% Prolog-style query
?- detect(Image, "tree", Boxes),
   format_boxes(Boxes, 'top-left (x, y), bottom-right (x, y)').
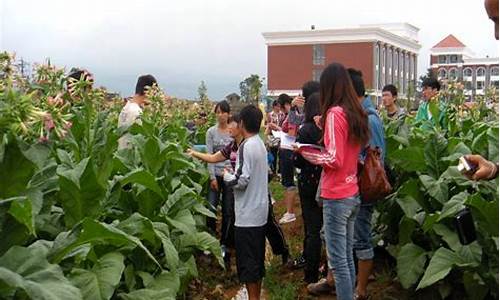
top-left (418, 68), bottom-right (436, 88)
top-left (198, 81), bottom-right (209, 102)
top-left (239, 74), bottom-right (263, 104)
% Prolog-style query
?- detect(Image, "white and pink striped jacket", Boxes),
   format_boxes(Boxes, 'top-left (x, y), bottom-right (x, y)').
top-left (298, 106), bottom-right (361, 200)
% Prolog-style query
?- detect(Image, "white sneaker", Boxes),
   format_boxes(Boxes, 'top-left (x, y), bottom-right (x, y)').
top-left (279, 212), bottom-right (296, 224)
top-left (271, 197), bottom-right (276, 205)
top-left (232, 286), bottom-right (249, 300)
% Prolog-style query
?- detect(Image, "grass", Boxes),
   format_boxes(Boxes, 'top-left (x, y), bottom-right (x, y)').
top-left (263, 261), bottom-right (299, 300)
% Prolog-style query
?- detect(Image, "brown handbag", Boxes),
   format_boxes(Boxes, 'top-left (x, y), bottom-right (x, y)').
top-left (358, 146), bottom-right (392, 203)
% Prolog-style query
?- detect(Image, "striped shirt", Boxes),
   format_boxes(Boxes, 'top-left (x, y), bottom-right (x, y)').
top-left (298, 106), bottom-right (361, 200)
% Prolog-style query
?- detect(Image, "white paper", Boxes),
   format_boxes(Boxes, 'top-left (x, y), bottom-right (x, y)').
top-left (294, 142), bottom-right (324, 150)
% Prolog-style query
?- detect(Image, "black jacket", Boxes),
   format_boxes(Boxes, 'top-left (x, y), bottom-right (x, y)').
top-left (294, 122), bottom-right (322, 185)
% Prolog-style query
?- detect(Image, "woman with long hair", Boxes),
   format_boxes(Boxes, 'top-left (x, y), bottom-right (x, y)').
top-left (297, 63), bottom-right (370, 300)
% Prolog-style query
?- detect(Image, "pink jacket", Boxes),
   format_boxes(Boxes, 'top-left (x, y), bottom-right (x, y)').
top-left (298, 106), bottom-right (361, 200)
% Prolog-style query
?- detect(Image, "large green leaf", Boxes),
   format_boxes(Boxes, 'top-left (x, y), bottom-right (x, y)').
top-left (463, 271), bottom-right (488, 300)
top-left (179, 232), bottom-right (223, 267)
top-left (417, 247), bottom-right (474, 290)
top-left (0, 140), bottom-right (36, 198)
top-left (465, 194), bottom-right (499, 236)
top-left (396, 196), bottom-right (421, 220)
top-left (57, 158), bottom-right (106, 227)
top-left (152, 222), bottom-right (179, 270)
top-left (487, 127), bottom-right (499, 162)
top-left (69, 252), bottom-right (125, 300)
top-left (424, 134), bottom-right (447, 179)
top-left (51, 218), bottom-right (161, 268)
top-left (419, 175), bottom-right (448, 204)
top-left (397, 243), bottom-right (427, 289)
top-left (0, 244), bottom-right (82, 300)
top-left (433, 224), bottom-right (482, 266)
top-left (161, 184), bottom-right (197, 217)
top-left (437, 191), bottom-right (468, 221)
top-left (116, 213), bottom-right (159, 247)
top-left (391, 146), bottom-right (426, 173)
top-left (119, 169), bottom-right (164, 198)
top-left (8, 196), bottom-right (35, 236)
top-left (165, 209), bottom-right (196, 235)
top-left (398, 217), bottom-right (417, 245)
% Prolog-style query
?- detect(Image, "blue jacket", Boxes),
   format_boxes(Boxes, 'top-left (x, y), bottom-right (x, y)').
top-left (361, 96), bottom-right (386, 163)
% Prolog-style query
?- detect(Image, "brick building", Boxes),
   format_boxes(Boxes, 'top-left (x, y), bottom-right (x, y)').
top-left (430, 34), bottom-right (499, 99)
top-left (262, 23), bottom-right (421, 97)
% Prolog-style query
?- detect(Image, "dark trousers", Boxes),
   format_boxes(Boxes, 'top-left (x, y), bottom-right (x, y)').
top-left (269, 146), bottom-right (279, 174)
top-left (265, 197), bottom-right (289, 256)
top-left (207, 176), bottom-right (235, 248)
top-left (298, 178), bottom-right (323, 283)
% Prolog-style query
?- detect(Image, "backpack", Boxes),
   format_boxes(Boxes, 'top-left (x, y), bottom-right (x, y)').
top-left (358, 146), bottom-right (392, 203)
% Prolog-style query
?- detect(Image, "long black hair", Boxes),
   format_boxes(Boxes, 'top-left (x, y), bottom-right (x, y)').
top-left (319, 63), bottom-right (370, 145)
top-left (304, 92), bottom-right (321, 123)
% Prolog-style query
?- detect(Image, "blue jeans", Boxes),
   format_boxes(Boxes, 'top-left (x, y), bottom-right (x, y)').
top-left (353, 203), bottom-right (374, 260)
top-left (323, 196), bottom-right (360, 300)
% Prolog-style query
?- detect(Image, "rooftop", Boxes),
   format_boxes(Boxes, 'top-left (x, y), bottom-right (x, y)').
top-left (432, 34), bottom-right (466, 49)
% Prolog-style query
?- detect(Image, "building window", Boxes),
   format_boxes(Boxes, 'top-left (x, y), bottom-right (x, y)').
top-left (477, 81), bottom-right (485, 90)
top-left (450, 55), bottom-right (458, 63)
top-left (463, 68), bottom-right (473, 77)
top-left (465, 81), bottom-right (473, 90)
top-left (313, 45), bottom-right (325, 65)
top-left (438, 68), bottom-right (447, 79)
top-left (476, 67), bottom-right (486, 77)
top-left (438, 55), bottom-right (447, 64)
top-left (312, 69), bottom-right (323, 82)
top-left (491, 67), bottom-right (499, 76)
top-left (449, 68), bottom-right (458, 80)
top-left (492, 80), bottom-right (499, 89)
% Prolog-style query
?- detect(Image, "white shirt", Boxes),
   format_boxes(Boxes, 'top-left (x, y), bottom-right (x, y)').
top-left (118, 101), bottom-right (142, 149)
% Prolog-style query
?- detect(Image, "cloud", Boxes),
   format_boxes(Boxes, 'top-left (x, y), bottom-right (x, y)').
top-left (2, 0), bottom-right (498, 99)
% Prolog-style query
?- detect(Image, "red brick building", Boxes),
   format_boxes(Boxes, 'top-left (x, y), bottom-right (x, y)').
top-left (262, 23), bottom-right (421, 97)
top-left (430, 34), bottom-right (499, 99)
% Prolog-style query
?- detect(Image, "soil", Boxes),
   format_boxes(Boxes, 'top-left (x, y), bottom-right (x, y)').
top-left (184, 181), bottom-right (408, 300)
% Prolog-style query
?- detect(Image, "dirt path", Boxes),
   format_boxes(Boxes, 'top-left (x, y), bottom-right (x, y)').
top-left (187, 180), bottom-right (406, 299)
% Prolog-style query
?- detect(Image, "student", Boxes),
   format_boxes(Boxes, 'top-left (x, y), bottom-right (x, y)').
top-left (382, 84), bottom-right (406, 120)
top-left (268, 93), bottom-right (298, 224)
top-left (415, 78), bottom-right (445, 128)
top-left (224, 105), bottom-right (269, 300)
top-left (66, 68), bottom-right (94, 98)
top-left (117, 74), bottom-right (157, 149)
top-left (298, 63), bottom-right (370, 300)
top-left (188, 115), bottom-right (290, 267)
top-left (293, 92), bottom-right (323, 283)
top-left (266, 100), bottom-right (285, 174)
top-left (348, 69), bottom-right (386, 300)
top-left (205, 100), bottom-right (234, 251)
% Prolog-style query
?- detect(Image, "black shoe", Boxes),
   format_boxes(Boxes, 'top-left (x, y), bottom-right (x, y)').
top-left (291, 254), bottom-right (306, 269)
top-left (281, 250), bottom-right (290, 266)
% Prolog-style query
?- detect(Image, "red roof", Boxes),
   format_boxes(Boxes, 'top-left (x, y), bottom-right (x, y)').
top-left (432, 34), bottom-right (466, 49)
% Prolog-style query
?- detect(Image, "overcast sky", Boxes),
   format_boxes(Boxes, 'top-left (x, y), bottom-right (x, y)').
top-left (1, 0), bottom-right (498, 99)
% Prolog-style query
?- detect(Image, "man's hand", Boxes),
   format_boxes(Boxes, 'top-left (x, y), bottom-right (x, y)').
top-left (464, 154), bottom-right (498, 180)
top-left (210, 179), bottom-right (219, 192)
top-left (292, 96), bottom-right (305, 108)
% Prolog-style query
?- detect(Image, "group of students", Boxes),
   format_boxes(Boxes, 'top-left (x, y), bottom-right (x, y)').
top-left (188, 61), bottom-right (407, 300)
top-left (113, 62), bottom-right (496, 300)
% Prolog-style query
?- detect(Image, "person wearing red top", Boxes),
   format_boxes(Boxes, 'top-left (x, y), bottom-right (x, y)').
top-left (297, 63), bottom-right (370, 300)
